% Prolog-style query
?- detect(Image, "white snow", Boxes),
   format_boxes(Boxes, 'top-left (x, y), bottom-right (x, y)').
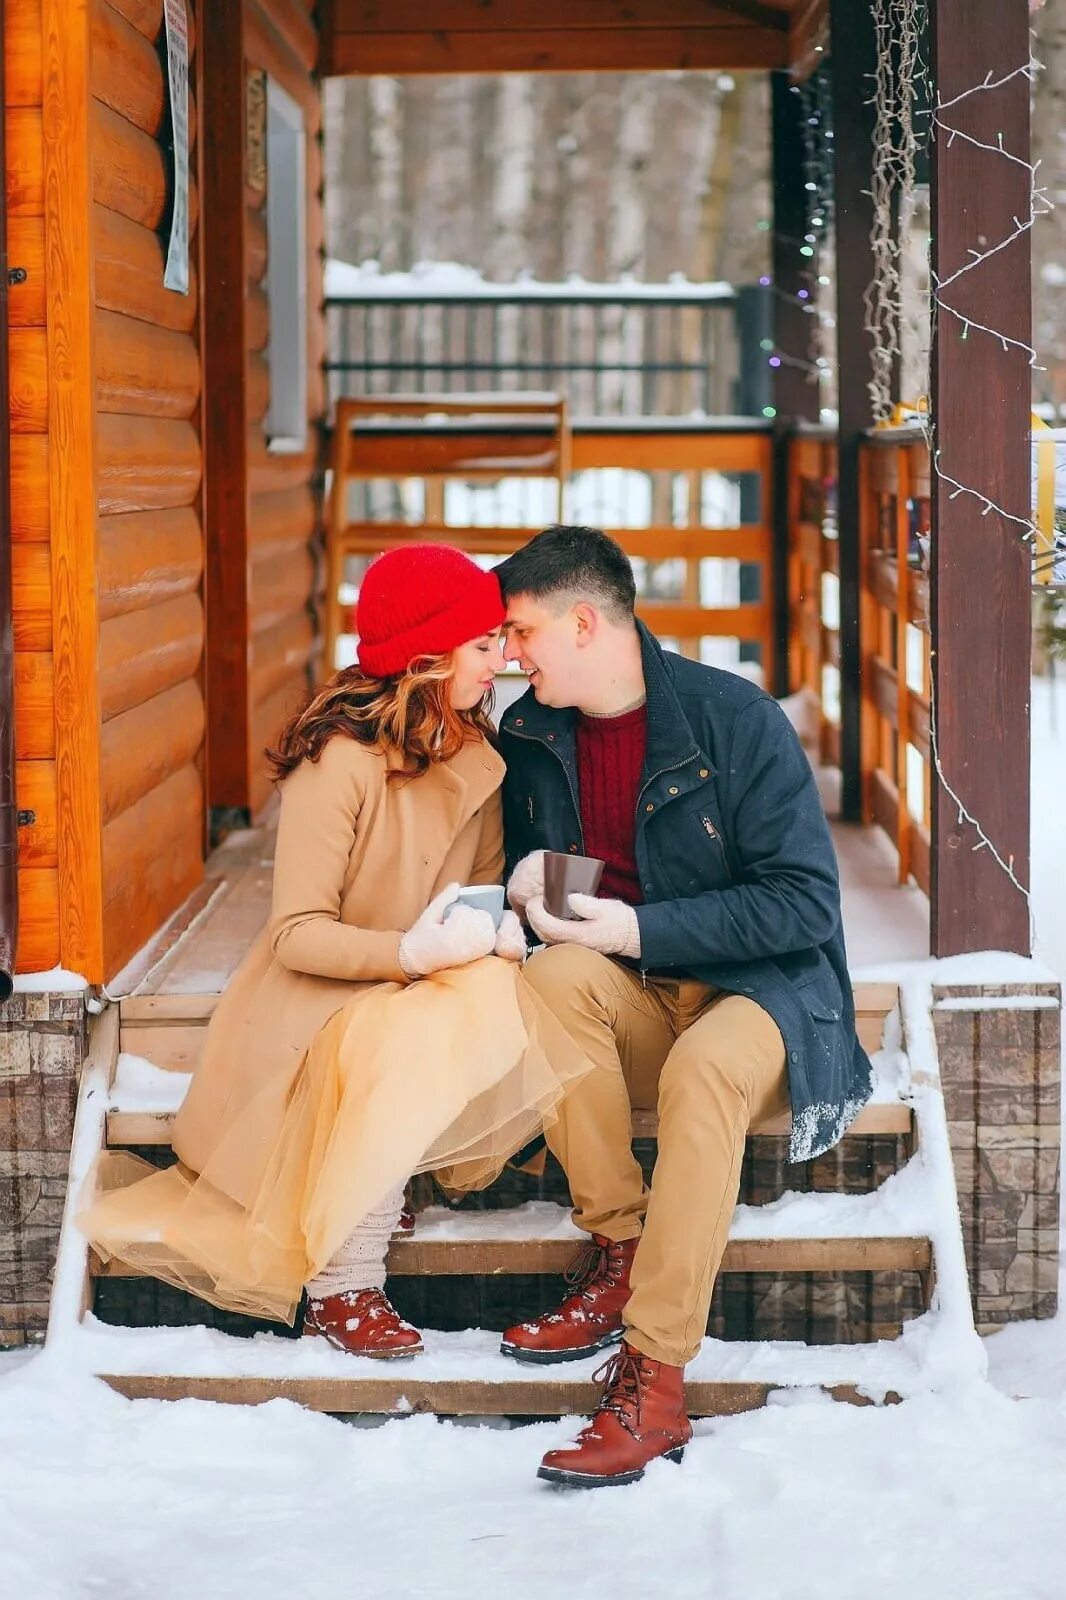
top-left (2, 679), bottom-right (1064, 1598)
top-left (324, 256), bottom-right (736, 302)
top-left (109, 1054), bottom-right (192, 1113)
top-left (10, 966), bottom-right (88, 993)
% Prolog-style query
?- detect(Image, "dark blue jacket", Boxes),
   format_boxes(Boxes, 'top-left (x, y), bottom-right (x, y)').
top-left (499, 622), bottom-right (873, 1162)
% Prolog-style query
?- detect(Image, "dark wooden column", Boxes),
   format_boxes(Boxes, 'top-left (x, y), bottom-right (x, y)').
top-left (829, 0), bottom-right (878, 821)
top-left (770, 71), bottom-right (819, 698)
top-left (929, 0), bottom-right (1031, 956)
top-left (201, 0), bottom-right (252, 825)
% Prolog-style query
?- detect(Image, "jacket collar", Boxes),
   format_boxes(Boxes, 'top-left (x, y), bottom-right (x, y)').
top-left (502, 621), bottom-right (708, 776)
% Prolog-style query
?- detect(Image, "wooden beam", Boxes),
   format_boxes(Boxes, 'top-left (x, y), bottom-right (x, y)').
top-left (929, 0), bottom-right (1031, 956)
top-left (830, 0), bottom-right (878, 823)
top-left (771, 70), bottom-right (820, 697)
top-left (201, 0), bottom-right (251, 813)
top-left (42, 0), bottom-right (106, 981)
top-left (321, 4), bottom-right (791, 75)
top-left (789, 0), bottom-right (829, 80)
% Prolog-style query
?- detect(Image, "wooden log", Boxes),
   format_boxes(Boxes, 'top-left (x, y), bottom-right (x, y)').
top-left (91, 99), bottom-right (200, 232)
top-left (10, 434), bottom-right (50, 540)
top-left (14, 653), bottom-right (55, 759)
top-left (98, 506), bottom-right (203, 619)
top-left (248, 484), bottom-right (317, 558)
top-left (94, 308), bottom-right (201, 418)
top-left (5, 0), bottom-right (44, 109)
top-left (250, 611), bottom-right (317, 706)
top-left (246, 206), bottom-right (267, 282)
top-left (100, 679), bottom-right (205, 823)
top-left (99, 593), bottom-right (204, 721)
top-left (107, 0), bottom-right (194, 49)
top-left (247, 351), bottom-right (271, 424)
top-left (94, 203), bottom-right (199, 332)
top-left (6, 107), bottom-right (44, 215)
top-left (7, 326), bottom-right (47, 431)
top-left (249, 678), bottom-right (309, 814)
top-left (246, 281), bottom-right (269, 352)
top-left (15, 759), bottom-right (58, 869)
top-left (7, 217), bottom-right (45, 326)
top-left (247, 440), bottom-right (316, 497)
top-left (250, 544), bottom-right (315, 630)
top-left (96, 414), bottom-right (201, 513)
top-left (15, 867), bottom-right (60, 972)
top-left (102, 765), bottom-right (204, 979)
top-left (91, 0), bottom-right (165, 135)
top-left (11, 543), bottom-right (52, 651)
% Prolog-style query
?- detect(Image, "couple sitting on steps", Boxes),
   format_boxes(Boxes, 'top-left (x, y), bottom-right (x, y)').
top-left (80, 525), bottom-right (873, 1490)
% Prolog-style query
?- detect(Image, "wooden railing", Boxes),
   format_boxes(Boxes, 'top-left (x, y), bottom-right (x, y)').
top-left (328, 416), bottom-right (777, 682)
top-left (786, 425), bottom-right (932, 893)
top-left (858, 429), bottom-right (932, 893)
top-left (788, 428), bottom-right (841, 767)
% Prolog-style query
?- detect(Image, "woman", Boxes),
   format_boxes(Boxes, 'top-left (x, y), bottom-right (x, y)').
top-left (80, 544), bottom-right (590, 1358)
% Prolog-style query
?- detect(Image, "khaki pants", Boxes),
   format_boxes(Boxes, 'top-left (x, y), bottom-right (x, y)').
top-left (523, 944), bottom-right (789, 1368)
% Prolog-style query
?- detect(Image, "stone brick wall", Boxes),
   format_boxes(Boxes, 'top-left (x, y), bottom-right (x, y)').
top-left (931, 982), bottom-right (1061, 1333)
top-left (0, 992), bottom-right (88, 1346)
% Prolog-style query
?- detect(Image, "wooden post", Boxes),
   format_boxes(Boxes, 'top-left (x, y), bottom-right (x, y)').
top-left (202, 0), bottom-right (252, 823)
top-left (929, 0), bottom-right (1031, 956)
top-left (42, 0), bottom-right (106, 981)
top-left (771, 71), bottom-right (819, 700)
top-left (829, 0), bottom-right (878, 822)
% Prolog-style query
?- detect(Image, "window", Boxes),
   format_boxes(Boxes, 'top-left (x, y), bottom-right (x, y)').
top-left (264, 78), bottom-right (307, 452)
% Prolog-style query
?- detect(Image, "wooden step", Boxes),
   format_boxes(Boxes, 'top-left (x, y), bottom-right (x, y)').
top-left (92, 1231), bottom-right (931, 1281)
top-left (73, 1325), bottom-right (917, 1415)
top-left (115, 981), bottom-right (901, 1072)
top-left (103, 1095), bottom-right (913, 1150)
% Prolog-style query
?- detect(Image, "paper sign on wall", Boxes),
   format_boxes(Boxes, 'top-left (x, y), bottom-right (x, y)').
top-left (163, 0), bottom-right (189, 294)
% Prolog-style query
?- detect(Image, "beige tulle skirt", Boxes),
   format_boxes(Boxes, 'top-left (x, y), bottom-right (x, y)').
top-left (78, 957), bottom-right (589, 1326)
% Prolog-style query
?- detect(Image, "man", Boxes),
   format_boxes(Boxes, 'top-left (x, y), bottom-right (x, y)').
top-left (494, 525), bottom-right (873, 1489)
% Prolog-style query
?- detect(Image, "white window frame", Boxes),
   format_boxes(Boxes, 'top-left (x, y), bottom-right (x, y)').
top-left (264, 78), bottom-right (307, 453)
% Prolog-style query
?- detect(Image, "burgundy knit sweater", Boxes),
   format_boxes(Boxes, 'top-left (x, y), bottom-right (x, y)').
top-left (575, 703), bottom-right (648, 907)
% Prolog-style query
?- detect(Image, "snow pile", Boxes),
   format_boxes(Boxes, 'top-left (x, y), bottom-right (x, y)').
top-left (324, 257), bottom-right (736, 302)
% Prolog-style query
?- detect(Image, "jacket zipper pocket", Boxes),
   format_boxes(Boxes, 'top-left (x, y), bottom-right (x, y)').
top-left (700, 815), bottom-right (719, 840)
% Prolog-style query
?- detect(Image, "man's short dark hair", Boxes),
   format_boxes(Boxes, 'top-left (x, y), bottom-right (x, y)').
top-left (495, 525), bottom-right (636, 623)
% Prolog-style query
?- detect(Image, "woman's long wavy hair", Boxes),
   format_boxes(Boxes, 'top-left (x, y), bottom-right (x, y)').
top-left (266, 653), bottom-right (495, 785)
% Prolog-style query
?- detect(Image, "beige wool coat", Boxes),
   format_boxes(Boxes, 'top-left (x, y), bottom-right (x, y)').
top-left (172, 730), bottom-right (506, 1210)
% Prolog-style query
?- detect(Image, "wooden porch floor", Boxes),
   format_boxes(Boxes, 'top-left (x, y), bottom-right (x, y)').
top-left (111, 779), bottom-right (928, 998)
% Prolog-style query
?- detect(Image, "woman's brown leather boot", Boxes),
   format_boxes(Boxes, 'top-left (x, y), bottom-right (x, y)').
top-left (303, 1287), bottom-right (424, 1359)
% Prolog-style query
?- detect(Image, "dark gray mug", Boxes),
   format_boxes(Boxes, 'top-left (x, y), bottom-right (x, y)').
top-left (543, 851), bottom-right (605, 920)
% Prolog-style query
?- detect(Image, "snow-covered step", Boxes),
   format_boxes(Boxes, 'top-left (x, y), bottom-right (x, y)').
top-left (92, 1187), bottom-right (934, 1282)
top-left (63, 1317), bottom-right (960, 1415)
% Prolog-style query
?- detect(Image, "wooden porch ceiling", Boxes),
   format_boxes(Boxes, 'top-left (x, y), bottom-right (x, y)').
top-left (320, 0), bottom-right (829, 77)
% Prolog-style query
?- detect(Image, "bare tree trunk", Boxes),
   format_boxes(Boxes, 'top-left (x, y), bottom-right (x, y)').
top-left (1032, 0), bottom-right (1066, 410)
top-left (367, 76), bottom-right (404, 270)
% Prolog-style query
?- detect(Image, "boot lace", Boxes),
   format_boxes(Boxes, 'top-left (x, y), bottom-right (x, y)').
top-left (591, 1347), bottom-right (647, 1433)
top-left (563, 1238), bottom-right (626, 1298)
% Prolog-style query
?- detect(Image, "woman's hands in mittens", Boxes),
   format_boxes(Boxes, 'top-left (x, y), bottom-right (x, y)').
top-left (398, 884), bottom-right (497, 978)
top-left (506, 851), bottom-right (546, 920)
top-left (493, 909), bottom-right (528, 963)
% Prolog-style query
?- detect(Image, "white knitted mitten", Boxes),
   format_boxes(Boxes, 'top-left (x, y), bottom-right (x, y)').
top-left (493, 909), bottom-right (528, 962)
top-left (526, 893), bottom-right (642, 960)
top-left (506, 851), bottom-right (546, 919)
top-left (398, 884), bottom-right (496, 978)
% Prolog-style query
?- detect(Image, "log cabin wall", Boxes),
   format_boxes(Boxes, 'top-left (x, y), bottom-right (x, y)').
top-left (243, 0), bottom-right (324, 820)
top-left (90, 0), bottom-right (206, 978)
top-left (7, 0), bottom-right (60, 972)
top-left (204, 0), bottom-right (324, 827)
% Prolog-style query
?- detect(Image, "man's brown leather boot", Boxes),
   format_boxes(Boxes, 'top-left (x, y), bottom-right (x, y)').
top-left (500, 1235), bottom-right (639, 1363)
top-left (537, 1342), bottom-right (691, 1488)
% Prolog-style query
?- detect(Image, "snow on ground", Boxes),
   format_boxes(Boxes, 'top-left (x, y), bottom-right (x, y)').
top-left (1, 679), bottom-right (1065, 1599)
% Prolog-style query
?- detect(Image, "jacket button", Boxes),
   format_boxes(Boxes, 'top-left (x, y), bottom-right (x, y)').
top-left (789, 1050), bottom-right (799, 1063)
top-left (645, 803), bottom-right (655, 813)
top-left (568, 844), bottom-right (578, 853)
top-left (515, 718), bottom-right (524, 727)
top-left (699, 768), bottom-right (709, 779)
top-left (644, 882), bottom-right (653, 892)
top-left (668, 786), bottom-right (679, 796)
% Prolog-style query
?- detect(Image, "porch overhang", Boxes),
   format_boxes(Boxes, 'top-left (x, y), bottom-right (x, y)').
top-left (319, 0), bottom-right (829, 78)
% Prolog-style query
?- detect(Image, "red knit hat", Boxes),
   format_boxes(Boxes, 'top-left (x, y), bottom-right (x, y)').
top-left (356, 544), bottom-right (505, 678)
